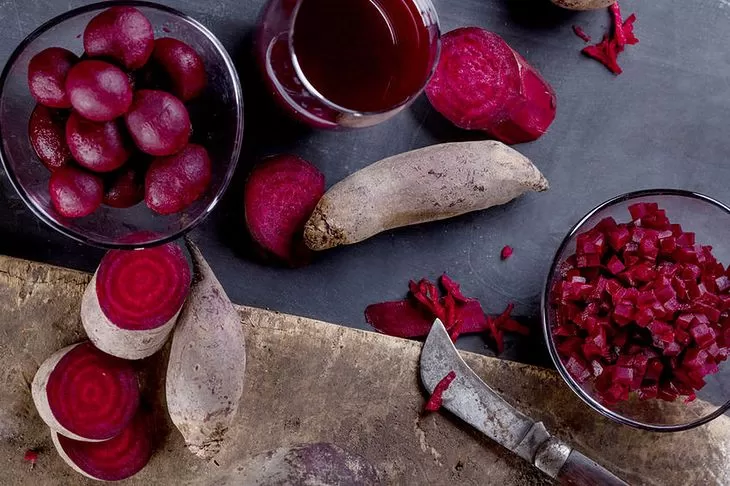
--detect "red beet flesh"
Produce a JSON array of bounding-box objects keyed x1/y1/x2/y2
[
  {"x1": 66, "y1": 112, "x2": 132, "y2": 173},
  {"x1": 96, "y1": 242, "x2": 191, "y2": 330},
  {"x1": 150, "y1": 38, "x2": 207, "y2": 101},
  {"x1": 65, "y1": 60, "x2": 133, "y2": 122},
  {"x1": 83, "y1": 7, "x2": 154, "y2": 70},
  {"x1": 551, "y1": 204, "x2": 730, "y2": 404},
  {"x1": 27, "y1": 47, "x2": 78, "y2": 108},
  {"x1": 46, "y1": 342, "x2": 139, "y2": 440},
  {"x1": 501, "y1": 245, "x2": 514, "y2": 260},
  {"x1": 49, "y1": 166, "x2": 104, "y2": 218},
  {"x1": 144, "y1": 144, "x2": 211, "y2": 215},
  {"x1": 425, "y1": 27, "x2": 556, "y2": 144},
  {"x1": 425, "y1": 370, "x2": 456, "y2": 412},
  {"x1": 124, "y1": 90, "x2": 191, "y2": 156},
  {"x1": 244, "y1": 155, "x2": 325, "y2": 265},
  {"x1": 56, "y1": 414, "x2": 151, "y2": 481},
  {"x1": 103, "y1": 164, "x2": 145, "y2": 208},
  {"x1": 579, "y1": 3, "x2": 639, "y2": 75},
  {"x1": 28, "y1": 105, "x2": 72, "y2": 171}
]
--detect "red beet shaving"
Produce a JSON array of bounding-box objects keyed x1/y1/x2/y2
[
  {"x1": 572, "y1": 25, "x2": 591, "y2": 43},
  {"x1": 501, "y1": 245, "x2": 514, "y2": 260},
  {"x1": 425, "y1": 370, "x2": 456, "y2": 412},
  {"x1": 24, "y1": 450, "x2": 38, "y2": 469},
  {"x1": 551, "y1": 203, "x2": 730, "y2": 405},
  {"x1": 577, "y1": 3, "x2": 638, "y2": 75}
]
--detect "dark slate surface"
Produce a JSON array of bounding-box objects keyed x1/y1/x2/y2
[{"x1": 1, "y1": 0, "x2": 728, "y2": 365}]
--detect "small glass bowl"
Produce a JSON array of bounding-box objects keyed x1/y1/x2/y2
[
  {"x1": 542, "y1": 189, "x2": 730, "y2": 431},
  {"x1": 0, "y1": 1, "x2": 243, "y2": 248}
]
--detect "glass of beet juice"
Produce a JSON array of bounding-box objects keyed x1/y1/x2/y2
[{"x1": 256, "y1": 0, "x2": 440, "y2": 129}]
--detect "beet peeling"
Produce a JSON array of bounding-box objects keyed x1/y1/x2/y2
[
  {"x1": 577, "y1": 2, "x2": 639, "y2": 75},
  {"x1": 551, "y1": 203, "x2": 730, "y2": 404},
  {"x1": 424, "y1": 371, "x2": 457, "y2": 412}
]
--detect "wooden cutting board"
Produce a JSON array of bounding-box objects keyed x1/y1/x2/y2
[{"x1": 0, "y1": 253, "x2": 728, "y2": 485}]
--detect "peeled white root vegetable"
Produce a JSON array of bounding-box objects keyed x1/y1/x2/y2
[{"x1": 551, "y1": 0, "x2": 614, "y2": 10}]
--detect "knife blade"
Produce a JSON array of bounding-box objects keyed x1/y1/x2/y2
[{"x1": 420, "y1": 319, "x2": 628, "y2": 486}]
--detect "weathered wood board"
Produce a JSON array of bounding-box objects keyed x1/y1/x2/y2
[{"x1": 0, "y1": 254, "x2": 728, "y2": 485}]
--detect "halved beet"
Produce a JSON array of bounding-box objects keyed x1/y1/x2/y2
[
  {"x1": 28, "y1": 105, "x2": 72, "y2": 171},
  {"x1": 49, "y1": 165, "x2": 103, "y2": 218},
  {"x1": 65, "y1": 60, "x2": 133, "y2": 121},
  {"x1": 144, "y1": 144, "x2": 211, "y2": 215},
  {"x1": 244, "y1": 155, "x2": 325, "y2": 265},
  {"x1": 52, "y1": 414, "x2": 152, "y2": 481},
  {"x1": 425, "y1": 27, "x2": 556, "y2": 144},
  {"x1": 124, "y1": 89, "x2": 191, "y2": 156},
  {"x1": 27, "y1": 47, "x2": 78, "y2": 108},
  {"x1": 83, "y1": 7, "x2": 154, "y2": 70},
  {"x1": 65, "y1": 111, "x2": 132, "y2": 173},
  {"x1": 31, "y1": 341, "x2": 139, "y2": 441},
  {"x1": 103, "y1": 163, "x2": 145, "y2": 208},
  {"x1": 150, "y1": 38, "x2": 207, "y2": 101}
]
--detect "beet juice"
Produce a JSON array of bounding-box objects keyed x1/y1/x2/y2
[{"x1": 256, "y1": 0, "x2": 439, "y2": 128}]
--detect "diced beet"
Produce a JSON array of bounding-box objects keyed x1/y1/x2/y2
[
  {"x1": 28, "y1": 47, "x2": 78, "y2": 108},
  {"x1": 103, "y1": 164, "x2": 144, "y2": 208},
  {"x1": 608, "y1": 225, "x2": 631, "y2": 251},
  {"x1": 65, "y1": 112, "x2": 131, "y2": 173},
  {"x1": 84, "y1": 7, "x2": 154, "y2": 70},
  {"x1": 28, "y1": 105, "x2": 72, "y2": 171},
  {"x1": 149, "y1": 38, "x2": 207, "y2": 101},
  {"x1": 677, "y1": 232, "x2": 696, "y2": 247},
  {"x1": 500, "y1": 245, "x2": 514, "y2": 260},
  {"x1": 606, "y1": 255, "x2": 625, "y2": 275},
  {"x1": 577, "y1": 230, "x2": 606, "y2": 256},
  {"x1": 66, "y1": 60, "x2": 133, "y2": 122},
  {"x1": 690, "y1": 324, "x2": 716, "y2": 349},
  {"x1": 613, "y1": 302, "x2": 634, "y2": 326},
  {"x1": 124, "y1": 90, "x2": 191, "y2": 156},
  {"x1": 565, "y1": 356, "x2": 591, "y2": 383},
  {"x1": 628, "y1": 202, "x2": 658, "y2": 221},
  {"x1": 145, "y1": 144, "x2": 211, "y2": 215},
  {"x1": 49, "y1": 165, "x2": 103, "y2": 218}
]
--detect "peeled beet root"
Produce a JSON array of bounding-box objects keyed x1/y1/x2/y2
[
  {"x1": 66, "y1": 60, "x2": 133, "y2": 122},
  {"x1": 27, "y1": 47, "x2": 78, "y2": 108},
  {"x1": 49, "y1": 165, "x2": 103, "y2": 218},
  {"x1": 83, "y1": 6, "x2": 154, "y2": 70},
  {"x1": 145, "y1": 144, "x2": 211, "y2": 215},
  {"x1": 103, "y1": 164, "x2": 145, "y2": 208},
  {"x1": 31, "y1": 341, "x2": 139, "y2": 441},
  {"x1": 244, "y1": 155, "x2": 325, "y2": 265},
  {"x1": 426, "y1": 28, "x2": 557, "y2": 144},
  {"x1": 150, "y1": 38, "x2": 207, "y2": 101},
  {"x1": 52, "y1": 414, "x2": 152, "y2": 481},
  {"x1": 28, "y1": 105, "x2": 72, "y2": 171},
  {"x1": 125, "y1": 89, "x2": 191, "y2": 156},
  {"x1": 66, "y1": 111, "x2": 132, "y2": 173},
  {"x1": 81, "y1": 242, "x2": 191, "y2": 359}
]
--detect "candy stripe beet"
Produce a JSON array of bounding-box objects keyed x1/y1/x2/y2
[
  {"x1": 52, "y1": 415, "x2": 152, "y2": 481},
  {"x1": 31, "y1": 342, "x2": 139, "y2": 441}
]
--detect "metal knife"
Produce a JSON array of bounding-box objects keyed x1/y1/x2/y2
[{"x1": 420, "y1": 319, "x2": 628, "y2": 486}]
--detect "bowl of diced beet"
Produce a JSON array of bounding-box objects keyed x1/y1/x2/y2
[
  {"x1": 0, "y1": 1, "x2": 243, "y2": 248},
  {"x1": 542, "y1": 190, "x2": 730, "y2": 431}
]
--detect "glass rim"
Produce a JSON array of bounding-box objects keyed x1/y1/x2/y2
[
  {"x1": 0, "y1": 0, "x2": 244, "y2": 249},
  {"x1": 286, "y1": 0, "x2": 441, "y2": 117},
  {"x1": 541, "y1": 188, "x2": 730, "y2": 432}
]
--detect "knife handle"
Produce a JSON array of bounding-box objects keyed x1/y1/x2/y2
[{"x1": 556, "y1": 449, "x2": 628, "y2": 486}]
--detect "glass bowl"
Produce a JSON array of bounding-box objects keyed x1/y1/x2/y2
[
  {"x1": 0, "y1": 1, "x2": 243, "y2": 248},
  {"x1": 542, "y1": 189, "x2": 730, "y2": 431}
]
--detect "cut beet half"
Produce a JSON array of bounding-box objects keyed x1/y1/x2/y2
[
  {"x1": 81, "y1": 243, "x2": 191, "y2": 360},
  {"x1": 31, "y1": 341, "x2": 139, "y2": 442},
  {"x1": 52, "y1": 414, "x2": 152, "y2": 481}
]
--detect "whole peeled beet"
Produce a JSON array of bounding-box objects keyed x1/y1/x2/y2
[
  {"x1": 66, "y1": 60, "x2": 133, "y2": 122},
  {"x1": 84, "y1": 7, "x2": 154, "y2": 70},
  {"x1": 125, "y1": 90, "x2": 191, "y2": 156},
  {"x1": 27, "y1": 47, "x2": 78, "y2": 108},
  {"x1": 145, "y1": 144, "x2": 211, "y2": 215},
  {"x1": 28, "y1": 105, "x2": 72, "y2": 171},
  {"x1": 150, "y1": 38, "x2": 207, "y2": 101},
  {"x1": 66, "y1": 112, "x2": 132, "y2": 173},
  {"x1": 103, "y1": 164, "x2": 145, "y2": 208},
  {"x1": 49, "y1": 165, "x2": 104, "y2": 218}
]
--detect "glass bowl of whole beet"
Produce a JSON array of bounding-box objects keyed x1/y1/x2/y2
[
  {"x1": 542, "y1": 189, "x2": 730, "y2": 431},
  {"x1": 0, "y1": 1, "x2": 243, "y2": 248}
]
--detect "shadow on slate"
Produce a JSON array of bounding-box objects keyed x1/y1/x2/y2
[
  {"x1": 502, "y1": 0, "x2": 579, "y2": 29},
  {"x1": 408, "y1": 95, "x2": 481, "y2": 144}
]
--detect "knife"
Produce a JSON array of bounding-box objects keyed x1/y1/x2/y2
[{"x1": 420, "y1": 319, "x2": 628, "y2": 486}]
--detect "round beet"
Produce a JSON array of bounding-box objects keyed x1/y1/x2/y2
[
  {"x1": 150, "y1": 38, "x2": 207, "y2": 101},
  {"x1": 124, "y1": 90, "x2": 191, "y2": 156},
  {"x1": 27, "y1": 47, "x2": 78, "y2": 108},
  {"x1": 103, "y1": 164, "x2": 145, "y2": 208},
  {"x1": 83, "y1": 6, "x2": 154, "y2": 70},
  {"x1": 28, "y1": 105, "x2": 72, "y2": 171},
  {"x1": 145, "y1": 144, "x2": 211, "y2": 215},
  {"x1": 49, "y1": 165, "x2": 103, "y2": 218},
  {"x1": 66, "y1": 60, "x2": 133, "y2": 122},
  {"x1": 66, "y1": 112, "x2": 132, "y2": 173}
]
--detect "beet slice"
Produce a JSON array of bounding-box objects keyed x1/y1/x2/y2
[
  {"x1": 83, "y1": 6, "x2": 154, "y2": 70},
  {"x1": 28, "y1": 105, "x2": 72, "y2": 171},
  {"x1": 124, "y1": 90, "x2": 191, "y2": 156},
  {"x1": 425, "y1": 27, "x2": 556, "y2": 144},
  {"x1": 49, "y1": 165, "x2": 103, "y2": 218},
  {"x1": 27, "y1": 47, "x2": 78, "y2": 108},
  {"x1": 65, "y1": 60, "x2": 133, "y2": 122},
  {"x1": 244, "y1": 155, "x2": 325, "y2": 265},
  {"x1": 65, "y1": 111, "x2": 132, "y2": 173},
  {"x1": 144, "y1": 144, "x2": 211, "y2": 215},
  {"x1": 52, "y1": 414, "x2": 151, "y2": 481},
  {"x1": 31, "y1": 341, "x2": 139, "y2": 441},
  {"x1": 103, "y1": 163, "x2": 145, "y2": 208},
  {"x1": 366, "y1": 299, "x2": 486, "y2": 339},
  {"x1": 150, "y1": 38, "x2": 207, "y2": 101}
]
